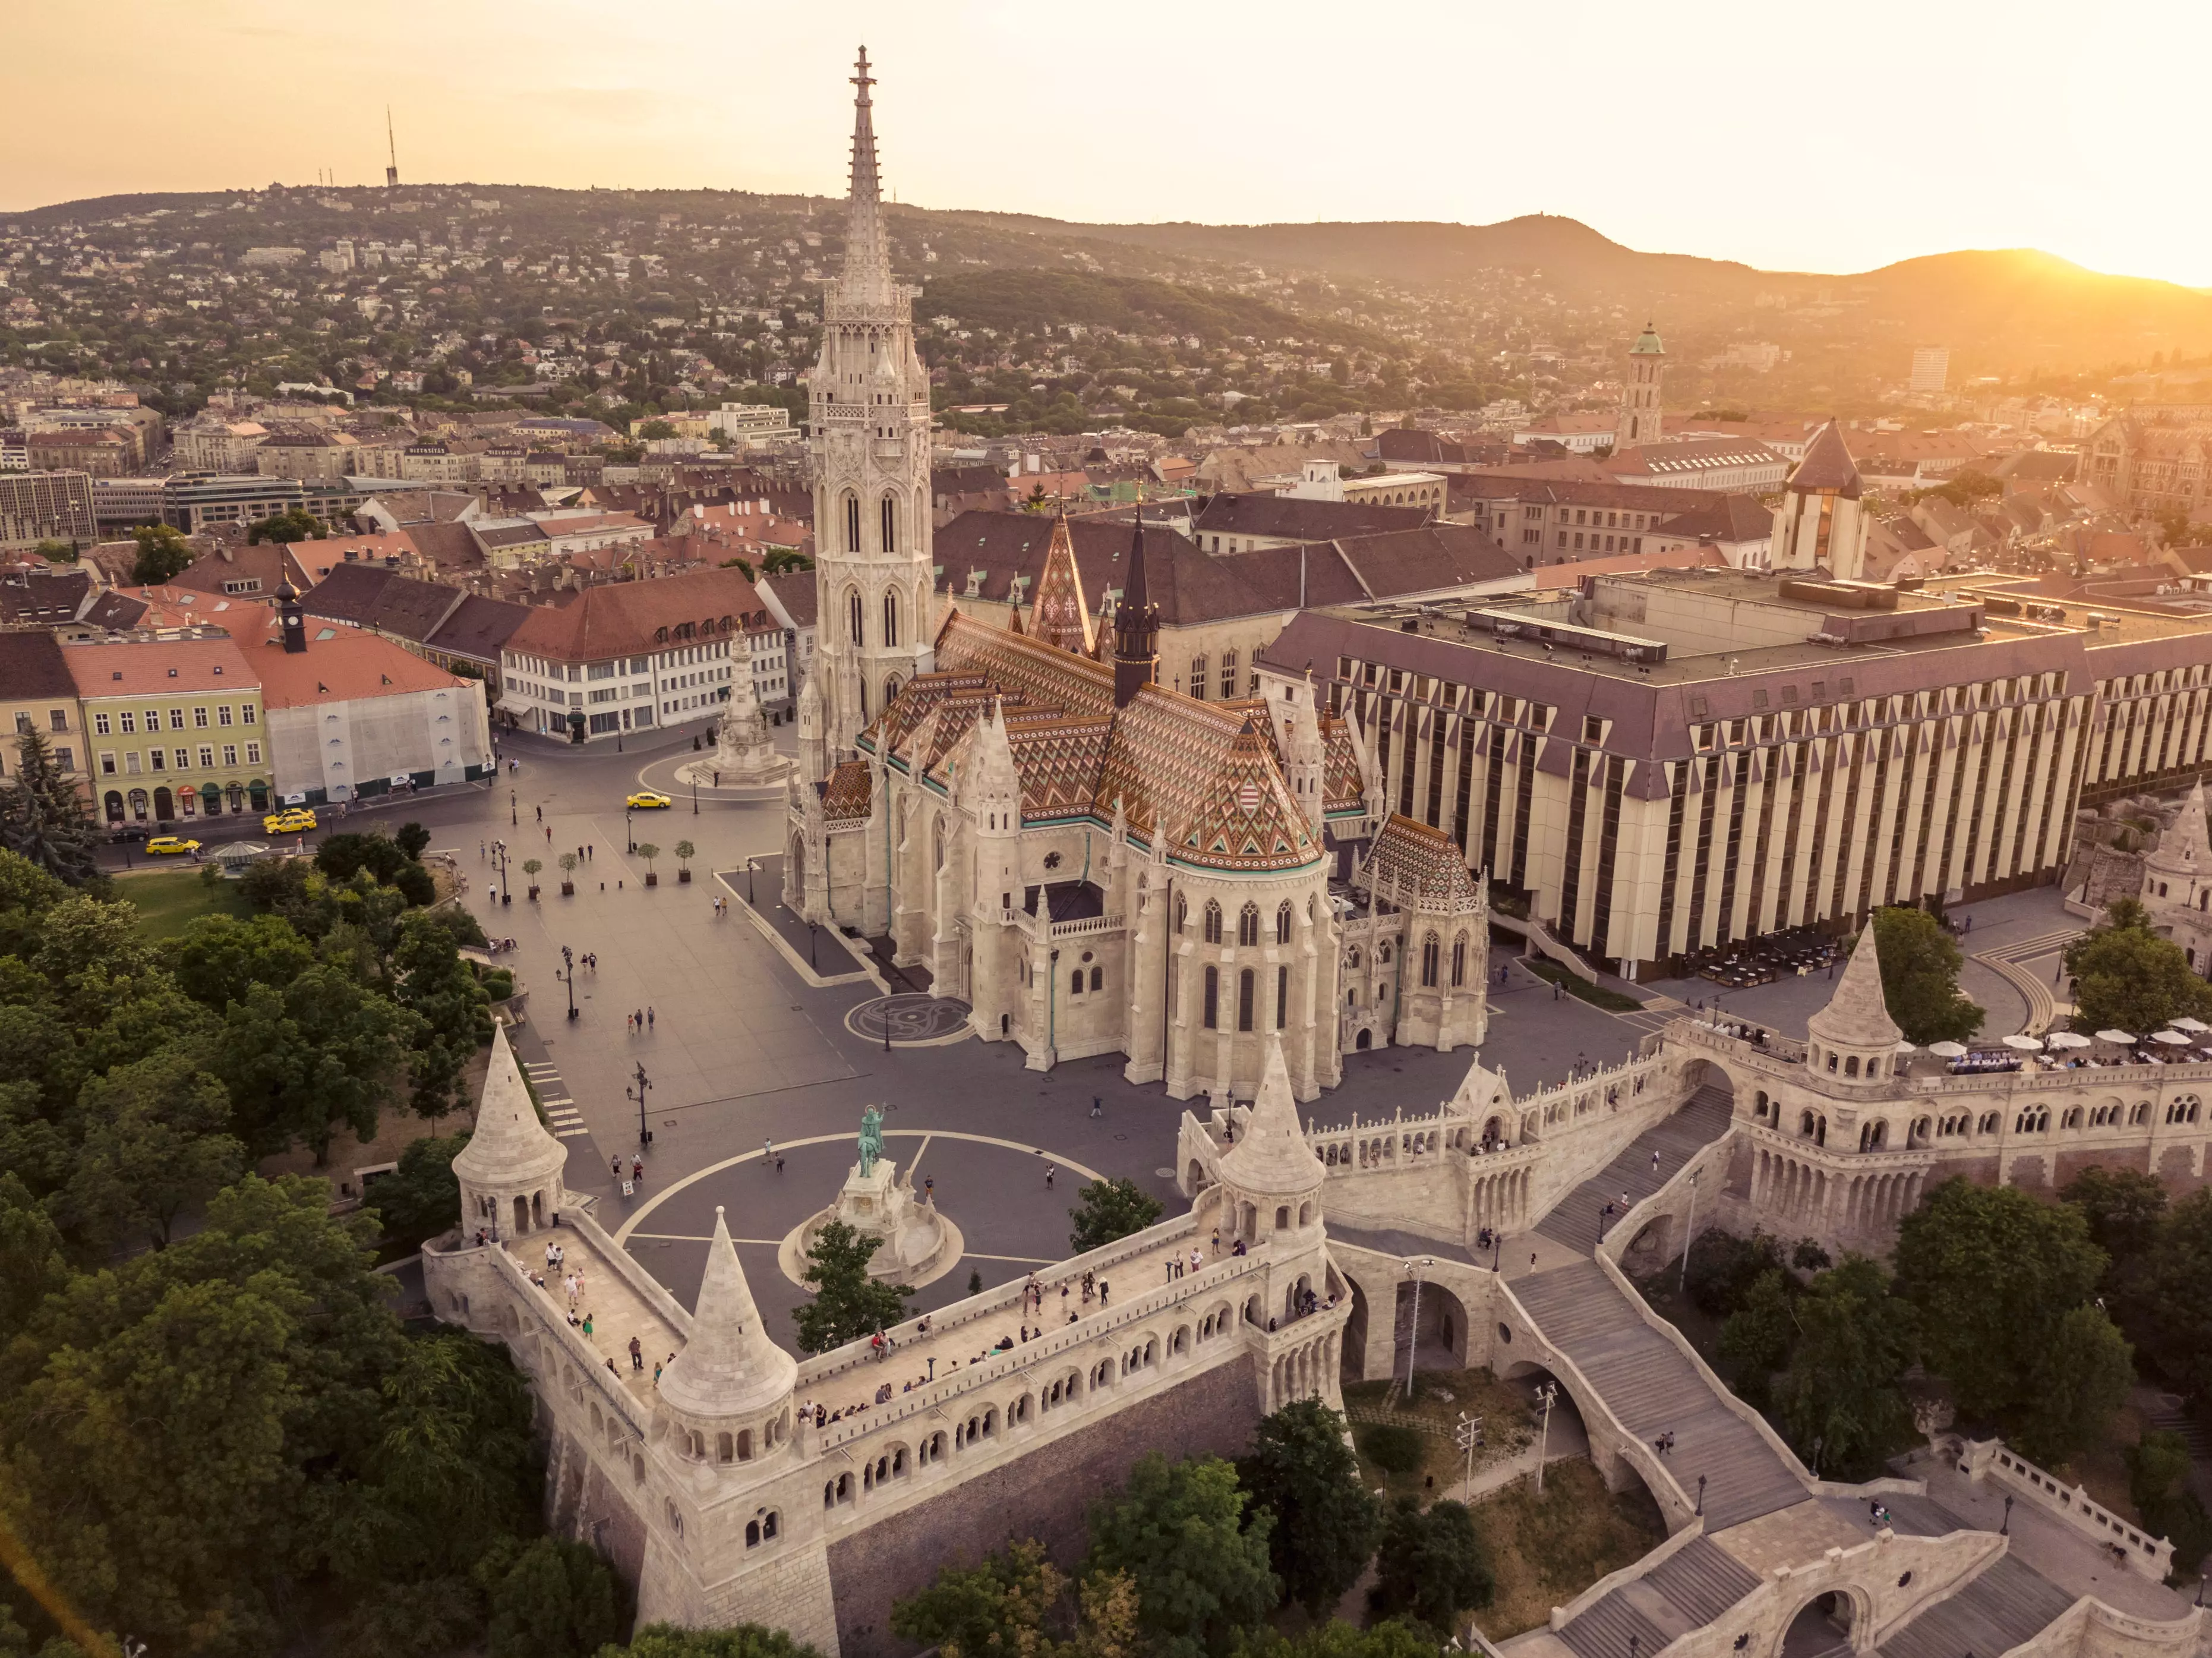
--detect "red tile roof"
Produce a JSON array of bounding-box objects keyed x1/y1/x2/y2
[
  {"x1": 64, "y1": 636, "x2": 259, "y2": 698},
  {"x1": 245, "y1": 616, "x2": 476, "y2": 710},
  {"x1": 506, "y1": 566, "x2": 769, "y2": 663}
]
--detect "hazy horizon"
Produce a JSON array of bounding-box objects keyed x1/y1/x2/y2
[{"x1": 8, "y1": 0, "x2": 2207, "y2": 288}]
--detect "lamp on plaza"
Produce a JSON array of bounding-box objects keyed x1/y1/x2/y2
[
  {"x1": 1533, "y1": 1380, "x2": 1560, "y2": 1493},
  {"x1": 807, "y1": 919, "x2": 819, "y2": 971},
  {"x1": 626, "y1": 805, "x2": 635, "y2": 854},
  {"x1": 560, "y1": 944, "x2": 578, "y2": 1022},
  {"x1": 746, "y1": 857, "x2": 757, "y2": 905},
  {"x1": 625, "y1": 1060, "x2": 652, "y2": 1150},
  {"x1": 1695, "y1": 1474, "x2": 1706, "y2": 1517},
  {"x1": 510, "y1": 787, "x2": 517, "y2": 827}
]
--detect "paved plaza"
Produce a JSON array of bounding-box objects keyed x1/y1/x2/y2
[{"x1": 159, "y1": 713, "x2": 2093, "y2": 1345}]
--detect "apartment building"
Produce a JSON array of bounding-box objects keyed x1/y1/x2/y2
[{"x1": 67, "y1": 636, "x2": 269, "y2": 826}]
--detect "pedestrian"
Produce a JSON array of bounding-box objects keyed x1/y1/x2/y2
[
  {"x1": 648, "y1": 1006, "x2": 655, "y2": 1030},
  {"x1": 653, "y1": 1359, "x2": 663, "y2": 1383},
  {"x1": 1651, "y1": 1149, "x2": 1661, "y2": 1173},
  {"x1": 611, "y1": 1155, "x2": 623, "y2": 1177},
  {"x1": 1090, "y1": 1095, "x2": 1103, "y2": 1118},
  {"x1": 1099, "y1": 1279, "x2": 1108, "y2": 1307},
  {"x1": 600, "y1": 881, "x2": 605, "y2": 891},
  {"x1": 629, "y1": 1335, "x2": 643, "y2": 1371},
  {"x1": 545, "y1": 825, "x2": 553, "y2": 843},
  {"x1": 582, "y1": 1312, "x2": 594, "y2": 1337},
  {"x1": 1620, "y1": 1190, "x2": 1630, "y2": 1210},
  {"x1": 480, "y1": 840, "x2": 487, "y2": 860},
  {"x1": 587, "y1": 843, "x2": 594, "y2": 860},
  {"x1": 632, "y1": 1156, "x2": 644, "y2": 1183},
  {"x1": 626, "y1": 1013, "x2": 635, "y2": 1034},
  {"x1": 535, "y1": 805, "x2": 542, "y2": 822},
  {"x1": 636, "y1": 1008, "x2": 644, "y2": 1031},
  {"x1": 775, "y1": 1155, "x2": 785, "y2": 1174},
  {"x1": 1044, "y1": 1163, "x2": 1055, "y2": 1190},
  {"x1": 765, "y1": 1137, "x2": 774, "y2": 1163},
  {"x1": 1189, "y1": 1247, "x2": 1202, "y2": 1275}
]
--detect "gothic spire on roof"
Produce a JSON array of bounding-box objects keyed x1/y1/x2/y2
[
  {"x1": 835, "y1": 46, "x2": 896, "y2": 310},
  {"x1": 1028, "y1": 510, "x2": 1096, "y2": 658},
  {"x1": 1219, "y1": 1032, "x2": 1325, "y2": 1198},
  {"x1": 452, "y1": 1022, "x2": 566, "y2": 1190},
  {"x1": 1112, "y1": 509, "x2": 1158, "y2": 710},
  {"x1": 658, "y1": 1206, "x2": 797, "y2": 1421},
  {"x1": 1806, "y1": 927, "x2": 1901, "y2": 1054}
]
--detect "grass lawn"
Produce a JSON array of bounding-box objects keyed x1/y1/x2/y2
[
  {"x1": 1469, "y1": 1458, "x2": 1668, "y2": 1640},
  {"x1": 1345, "y1": 1367, "x2": 1536, "y2": 1501},
  {"x1": 1522, "y1": 957, "x2": 1643, "y2": 1012},
  {"x1": 119, "y1": 866, "x2": 255, "y2": 940}
]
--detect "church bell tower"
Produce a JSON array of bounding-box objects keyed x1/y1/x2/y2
[
  {"x1": 810, "y1": 48, "x2": 934, "y2": 753},
  {"x1": 1621, "y1": 322, "x2": 1665, "y2": 448}
]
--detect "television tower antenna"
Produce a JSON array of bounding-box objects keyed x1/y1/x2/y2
[{"x1": 384, "y1": 108, "x2": 399, "y2": 190}]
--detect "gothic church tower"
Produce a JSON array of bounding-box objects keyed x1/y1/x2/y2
[
  {"x1": 1621, "y1": 322, "x2": 1665, "y2": 447},
  {"x1": 811, "y1": 48, "x2": 934, "y2": 754}
]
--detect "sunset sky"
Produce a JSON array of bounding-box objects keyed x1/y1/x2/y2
[{"x1": 9, "y1": 0, "x2": 2205, "y2": 286}]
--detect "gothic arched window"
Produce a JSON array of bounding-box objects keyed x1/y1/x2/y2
[
  {"x1": 1203, "y1": 901, "x2": 1223, "y2": 944},
  {"x1": 1203, "y1": 965, "x2": 1219, "y2": 1029},
  {"x1": 842, "y1": 491, "x2": 861, "y2": 554},
  {"x1": 847, "y1": 588, "x2": 864, "y2": 647},
  {"x1": 881, "y1": 493, "x2": 898, "y2": 555},
  {"x1": 1451, "y1": 932, "x2": 1467, "y2": 987},
  {"x1": 1220, "y1": 649, "x2": 1238, "y2": 700},
  {"x1": 1237, "y1": 969, "x2": 1255, "y2": 1032},
  {"x1": 1421, "y1": 932, "x2": 1440, "y2": 988},
  {"x1": 1276, "y1": 902, "x2": 1293, "y2": 944},
  {"x1": 1238, "y1": 904, "x2": 1260, "y2": 947},
  {"x1": 882, "y1": 589, "x2": 900, "y2": 648},
  {"x1": 1175, "y1": 897, "x2": 1188, "y2": 934},
  {"x1": 1189, "y1": 657, "x2": 1207, "y2": 700}
]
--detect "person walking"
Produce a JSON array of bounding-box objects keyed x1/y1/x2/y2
[
  {"x1": 1044, "y1": 1163, "x2": 1056, "y2": 1190},
  {"x1": 1651, "y1": 1149, "x2": 1661, "y2": 1174},
  {"x1": 535, "y1": 805, "x2": 542, "y2": 822},
  {"x1": 1090, "y1": 1096, "x2": 1103, "y2": 1118},
  {"x1": 764, "y1": 1137, "x2": 775, "y2": 1165},
  {"x1": 635, "y1": 1007, "x2": 645, "y2": 1032},
  {"x1": 647, "y1": 1006, "x2": 655, "y2": 1030},
  {"x1": 629, "y1": 1335, "x2": 644, "y2": 1372},
  {"x1": 631, "y1": 1156, "x2": 644, "y2": 1183}
]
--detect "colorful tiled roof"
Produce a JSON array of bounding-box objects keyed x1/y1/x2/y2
[
  {"x1": 822, "y1": 759, "x2": 873, "y2": 821},
  {"x1": 1356, "y1": 814, "x2": 1486, "y2": 911},
  {"x1": 1025, "y1": 514, "x2": 1096, "y2": 657},
  {"x1": 856, "y1": 610, "x2": 1323, "y2": 872}
]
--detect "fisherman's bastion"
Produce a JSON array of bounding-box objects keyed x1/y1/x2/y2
[{"x1": 417, "y1": 46, "x2": 2212, "y2": 1658}]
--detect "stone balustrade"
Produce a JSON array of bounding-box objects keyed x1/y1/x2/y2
[{"x1": 1963, "y1": 1439, "x2": 2175, "y2": 1579}]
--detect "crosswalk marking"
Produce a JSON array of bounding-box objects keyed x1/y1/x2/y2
[{"x1": 538, "y1": 1095, "x2": 575, "y2": 1107}]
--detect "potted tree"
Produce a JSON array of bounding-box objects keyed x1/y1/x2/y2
[
  {"x1": 558, "y1": 851, "x2": 578, "y2": 896},
  {"x1": 674, "y1": 840, "x2": 695, "y2": 884},
  {"x1": 522, "y1": 858, "x2": 542, "y2": 900},
  {"x1": 637, "y1": 842, "x2": 660, "y2": 887}
]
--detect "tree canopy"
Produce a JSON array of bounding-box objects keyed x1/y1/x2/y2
[
  {"x1": 1865, "y1": 907, "x2": 1983, "y2": 1045},
  {"x1": 1368, "y1": 1498, "x2": 1491, "y2": 1635},
  {"x1": 1068, "y1": 1176, "x2": 1165, "y2": 1254},
  {"x1": 130, "y1": 521, "x2": 194, "y2": 584},
  {"x1": 791, "y1": 1219, "x2": 912, "y2": 1353},
  {"x1": 0, "y1": 730, "x2": 102, "y2": 888},
  {"x1": 1238, "y1": 1399, "x2": 1383, "y2": 1615},
  {"x1": 1083, "y1": 1454, "x2": 1276, "y2": 1658},
  {"x1": 2065, "y1": 897, "x2": 2212, "y2": 1036}
]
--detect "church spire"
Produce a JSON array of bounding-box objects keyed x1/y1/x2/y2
[
  {"x1": 838, "y1": 46, "x2": 895, "y2": 308},
  {"x1": 1112, "y1": 509, "x2": 1159, "y2": 708},
  {"x1": 1029, "y1": 509, "x2": 1096, "y2": 657}
]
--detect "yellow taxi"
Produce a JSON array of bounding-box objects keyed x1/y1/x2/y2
[
  {"x1": 626, "y1": 790, "x2": 673, "y2": 810},
  {"x1": 146, "y1": 834, "x2": 201, "y2": 856},
  {"x1": 263, "y1": 807, "x2": 318, "y2": 834}
]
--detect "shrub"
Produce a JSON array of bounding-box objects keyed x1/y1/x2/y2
[{"x1": 1358, "y1": 1424, "x2": 1423, "y2": 1475}]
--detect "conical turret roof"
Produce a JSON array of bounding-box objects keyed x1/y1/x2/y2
[
  {"x1": 1630, "y1": 321, "x2": 1665, "y2": 357},
  {"x1": 1219, "y1": 1032, "x2": 1325, "y2": 1199},
  {"x1": 2148, "y1": 782, "x2": 2210, "y2": 873},
  {"x1": 453, "y1": 1022, "x2": 567, "y2": 1188},
  {"x1": 1806, "y1": 928, "x2": 1901, "y2": 1054},
  {"x1": 659, "y1": 1206, "x2": 799, "y2": 1421}
]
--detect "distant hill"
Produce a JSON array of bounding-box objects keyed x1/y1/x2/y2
[
  {"x1": 949, "y1": 212, "x2": 2212, "y2": 369},
  {"x1": 914, "y1": 269, "x2": 1387, "y2": 349}
]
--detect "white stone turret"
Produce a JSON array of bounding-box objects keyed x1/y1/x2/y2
[
  {"x1": 797, "y1": 662, "x2": 827, "y2": 785},
  {"x1": 1218, "y1": 1032, "x2": 1327, "y2": 1244},
  {"x1": 1806, "y1": 928, "x2": 1904, "y2": 1086},
  {"x1": 660, "y1": 1206, "x2": 798, "y2": 1466},
  {"x1": 453, "y1": 1022, "x2": 567, "y2": 1237},
  {"x1": 1279, "y1": 671, "x2": 1326, "y2": 835}
]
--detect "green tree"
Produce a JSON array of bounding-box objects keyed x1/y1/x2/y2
[
  {"x1": 1894, "y1": 1178, "x2": 2129, "y2": 1461},
  {"x1": 1716, "y1": 1268, "x2": 1796, "y2": 1407},
  {"x1": 1683, "y1": 1227, "x2": 1785, "y2": 1317},
  {"x1": 1771, "y1": 1256, "x2": 1918, "y2": 1479},
  {"x1": 1083, "y1": 1454, "x2": 1277, "y2": 1658},
  {"x1": 1242, "y1": 1621, "x2": 1443, "y2": 1658},
  {"x1": 614, "y1": 1625, "x2": 831, "y2": 1658},
  {"x1": 761, "y1": 549, "x2": 812, "y2": 575},
  {"x1": 636, "y1": 841, "x2": 660, "y2": 878},
  {"x1": 0, "y1": 1170, "x2": 70, "y2": 1331},
  {"x1": 1368, "y1": 1498, "x2": 1491, "y2": 1635},
  {"x1": 63, "y1": 1047, "x2": 243, "y2": 1250},
  {"x1": 2137, "y1": 1189, "x2": 2212, "y2": 1397},
  {"x1": 891, "y1": 1537, "x2": 1065, "y2": 1658},
  {"x1": 475, "y1": 1536, "x2": 625, "y2": 1658},
  {"x1": 130, "y1": 521, "x2": 194, "y2": 583},
  {"x1": 1068, "y1": 1176, "x2": 1165, "y2": 1253},
  {"x1": 1865, "y1": 907, "x2": 1983, "y2": 1045},
  {"x1": 2066, "y1": 898, "x2": 2212, "y2": 1036},
  {"x1": 0, "y1": 730, "x2": 102, "y2": 888},
  {"x1": 637, "y1": 419, "x2": 677, "y2": 440},
  {"x1": 392, "y1": 911, "x2": 490, "y2": 1123},
  {"x1": 215, "y1": 962, "x2": 421, "y2": 1158},
  {"x1": 791, "y1": 1218, "x2": 912, "y2": 1353},
  {"x1": 244, "y1": 506, "x2": 328, "y2": 544},
  {"x1": 30, "y1": 538, "x2": 77, "y2": 563},
  {"x1": 2126, "y1": 1429, "x2": 2212, "y2": 1574},
  {"x1": 368, "y1": 1132, "x2": 471, "y2": 1246},
  {"x1": 169, "y1": 911, "x2": 317, "y2": 1011},
  {"x1": 317, "y1": 831, "x2": 408, "y2": 885},
  {"x1": 395, "y1": 821, "x2": 432, "y2": 860},
  {"x1": 673, "y1": 840, "x2": 695, "y2": 875},
  {"x1": 1238, "y1": 1399, "x2": 1382, "y2": 1615}
]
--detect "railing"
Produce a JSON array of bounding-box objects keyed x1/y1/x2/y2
[
  {"x1": 996, "y1": 907, "x2": 1127, "y2": 941},
  {"x1": 1671, "y1": 1016, "x2": 1808, "y2": 1065},
  {"x1": 475, "y1": 1239, "x2": 655, "y2": 1442},
  {"x1": 797, "y1": 1211, "x2": 1204, "y2": 1390},
  {"x1": 1962, "y1": 1439, "x2": 2175, "y2": 1578},
  {"x1": 811, "y1": 1247, "x2": 1274, "y2": 1454}
]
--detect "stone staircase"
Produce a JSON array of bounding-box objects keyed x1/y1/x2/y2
[
  {"x1": 1555, "y1": 1536, "x2": 1762, "y2": 1658},
  {"x1": 1533, "y1": 1085, "x2": 1735, "y2": 1252},
  {"x1": 1514, "y1": 1259, "x2": 1810, "y2": 1532},
  {"x1": 1873, "y1": 1553, "x2": 2078, "y2": 1658}
]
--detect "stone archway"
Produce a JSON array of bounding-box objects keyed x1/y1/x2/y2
[
  {"x1": 1394, "y1": 1278, "x2": 1470, "y2": 1373},
  {"x1": 1777, "y1": 1588, "x2": 1863, "y2": 1658}
]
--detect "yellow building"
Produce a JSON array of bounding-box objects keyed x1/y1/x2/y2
[{"x1": 65, "y1": 636, "x2": 270, "y2": 828}]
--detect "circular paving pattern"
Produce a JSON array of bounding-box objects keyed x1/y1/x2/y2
[{"x1": 846, "y1": 993, "x2": 974, "y2": 1044}]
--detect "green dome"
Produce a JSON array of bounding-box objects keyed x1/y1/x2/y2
[{"x1": 1630, "y1": 322, "x2": 1665, "y2": 356}]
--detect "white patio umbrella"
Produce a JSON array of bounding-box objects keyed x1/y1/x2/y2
[
  {"x1": 2044, "y1": 1031, "x2": 2093, "y2": 1049},
  {"x1": 1894, "y1": 1040, "x2": 1919, "y2": 1054},
  {"x1": 2097, "y1": 1029, "x2": 2138, "y2": 1045},
  {"x1": 2003, "y1": 1034, "x2": 2044, "y2": 1051},
  {"x1": 2151, "y1": 1029, "x2": 2192, "y2": 1046},
  {"x1": 2173, "y1": 1017, "x2": 2211, "y2": 1033},
  {"x1": 1928, "y1": 1041, "x2": 1970, "y2": 1058}
]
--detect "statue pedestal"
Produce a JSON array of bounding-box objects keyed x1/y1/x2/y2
[
  {"x1": 780, "y1": 1156, "x2": 963, "y2": 1290},
  {"x1": 677, "y1": 688, "x2": 794, "y2": 799}
]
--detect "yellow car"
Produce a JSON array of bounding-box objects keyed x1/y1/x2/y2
[
  {"x1": 263, "y1": 808, "x2": 317, "y2": 834},
  {"x1": 626, "y1": 790, "x2": 673, "y2": 810},
  {"x1": 146, "y1": 834, "x2": 201, "y2": 856}
]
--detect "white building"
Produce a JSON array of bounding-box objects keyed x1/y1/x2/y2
[{"x1": 1911, "y1": 346, "x2": 1951, "y2": 395}]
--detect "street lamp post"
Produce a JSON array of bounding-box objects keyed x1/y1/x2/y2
[
  {"x1": 1454, "y1": 1411, "x2": 1482, "y2": 1501},
  {"x1": 626, "y1": 806, "x2": 635, "y2": 854},
  {"x1": 1678, "y1": 1167, "x2": 1700, "y2": 1294},
  {"x1": 746, "y1": 858, "x2": 756, "y2": 905},
  {"x1": 560, "y1": 944, "x2": 577, "y2": 1022},
  {"x1": 807, "y1": 920, "x2": 818, "y2": 971},
  {"x1": 692, "y1": 774, "x2": 699, "y2": 815},
  {"x1": 510, "y1": 788, "x2": 517, "y2": 827},
  {"x1": 1534, "y1": 1380, "x2": 1559, "y2": 1493},
  {"x1": 1403, "y1": 1255, "x2": 1435, "y2": 1399},
  {"x1": 626, "y1": 1061, "x2": 653, "y2": 1150},
  {"x1": 1695, "y1": 1474, "x2": 1706, "y2": 1517}
]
